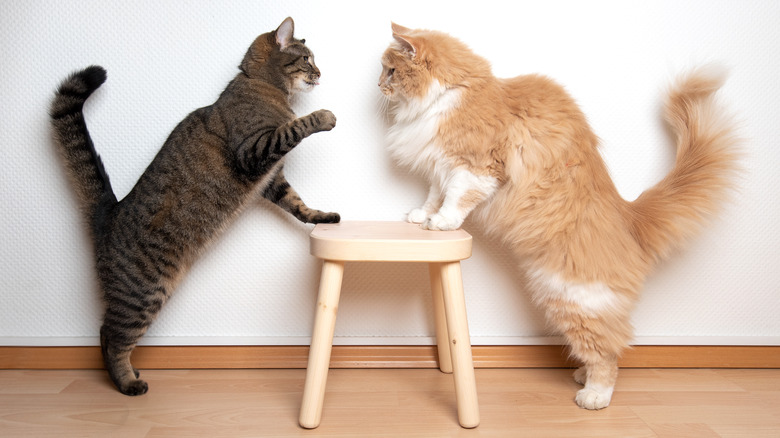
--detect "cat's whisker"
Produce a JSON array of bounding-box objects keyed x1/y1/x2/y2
[{"x1": 375, "y1": 94, "x2": 392, "y2": 122}]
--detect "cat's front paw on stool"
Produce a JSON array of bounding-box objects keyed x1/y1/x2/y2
[
  {"x1": 423, "y1": 213, "x2": 462, "y2": 231},
  {"x1": 311, "y1": 211, "x2": 340, "y2": 224},
  {"x1": 407, "y1": 208, "x2": 429, "y2": 224}
]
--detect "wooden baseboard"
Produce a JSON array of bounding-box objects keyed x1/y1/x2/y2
[{"x1": 1, "y1": 345, "x2": 778, "y2": 369}]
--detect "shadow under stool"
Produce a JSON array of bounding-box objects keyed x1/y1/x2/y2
[{"x1": 298, "y1": 221, "x2": 480, "y2": 429}]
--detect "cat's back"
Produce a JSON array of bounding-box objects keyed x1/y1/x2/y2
[
  {"x1": 128, "y1": 74, "x2": 293, "y2": 200},
  {"x1": 111, "y1": 105, "x2": 246, "y2": 236},
  {"x1": 105, "y1": 75, "x2": 290, "y2": 254},
  {"x1": 499, "y1": 74, "x2": 584, "y2": 119},
  {"x1": 497, "y1": 74, "x2": 596, "y2": 151}
]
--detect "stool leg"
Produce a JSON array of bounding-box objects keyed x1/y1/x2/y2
[
  {"x1": 299, "y1": 260, "x2": 345, "y2": 429},
  {"x1": 428, "y1": 263, "x2": 453, "y2": 374},
  {"x1": 438, "y1": 261, "x2": 480, "y2": 428}
]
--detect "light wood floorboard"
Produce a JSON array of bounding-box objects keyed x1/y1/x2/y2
[
  {"x1": 3, "y1": 345, "x2": 779, "y2": 369},
  {"x1": 1, "y1": 368, "x2": 779, "y2": 437}
]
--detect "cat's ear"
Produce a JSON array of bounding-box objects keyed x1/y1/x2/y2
[
  {"x1": 391, "y1": 23, "x2": 417, "y2": 57},
  {"x1": 276, "y1": 17, "x2": 294, "y2": 49},
  {"x1": 393, "y1": 34, "x2": 416, "y2": 57},
  {"x1": 391, "y1": 22, "x2": 413, "y2": 35}
]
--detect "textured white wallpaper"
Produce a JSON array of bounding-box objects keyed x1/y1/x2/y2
[{"x1": 1, "y1": 0, "x2": 778, "y2": 346}]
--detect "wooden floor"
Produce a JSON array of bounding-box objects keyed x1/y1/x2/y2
[{"x1": 1, "y1": 368, "x2": 779, "y2": 437}]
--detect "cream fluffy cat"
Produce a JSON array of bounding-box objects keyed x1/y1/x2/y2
[{"x1": 379, "y1": 23, "x2": 739, "y2": 409}]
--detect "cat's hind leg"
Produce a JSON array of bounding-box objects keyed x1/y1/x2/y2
[
  {"x1": 100, "y1": 323, "x2": 148, "y2": 396},
  {"x1": 532, "y1": 274, "x2": 633, "y2": 409},
  {"x1": 562, "y1": 309, "x2": 630, "y2": 409},
  {"x1": 573, "y1": 366, "x2": 587, "y2": 385},
  {"x1": 573, "y1": 355, "x2": 619, "y2": 410},
  {"x1": 99, "y1": 284, "x2": 167, "y2": 396}
]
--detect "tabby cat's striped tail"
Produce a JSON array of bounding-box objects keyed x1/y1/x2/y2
[{"x1": 50, "y1": 66, "x2": 117, "y2": 232}]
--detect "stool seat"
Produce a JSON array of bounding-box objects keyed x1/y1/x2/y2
[
  {"x1": 310, "y1": 221, "x2": 473, "y2": 261},
  {"x1": 299, "y1": 221, "x2": 480, "y2": 429}
]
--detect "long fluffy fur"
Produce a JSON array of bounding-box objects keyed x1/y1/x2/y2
[{"x1": 380, "y1": 25, "x2": 739, "y2": 409}]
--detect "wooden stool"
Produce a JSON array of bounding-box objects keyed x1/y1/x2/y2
[{"x1": 299, "y1": 221, "x2": 480, "y2": 429}]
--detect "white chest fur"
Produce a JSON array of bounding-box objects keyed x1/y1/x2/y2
[{"x1": 386, "y1": 80, "x2": 461, "y2": 176}]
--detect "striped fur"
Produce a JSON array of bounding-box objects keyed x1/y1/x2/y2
[
  {"x1": 380, "y1": 24, "x2": 739, "y2": 409},
  {"x1": 50, "y1": 17, "x2": 339, "y2": 396}
]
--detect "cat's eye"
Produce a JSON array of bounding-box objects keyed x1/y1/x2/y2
[
  {"x1": 303, "y1": 56, "x2": 310, "y2": 64},
  {"x1": 388, "y1": 68, "x2": 395, "y2": 76}
]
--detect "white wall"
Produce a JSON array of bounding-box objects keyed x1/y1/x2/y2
[{"x1": 1, "y1": 0, "x2": 778, "y2": 347}]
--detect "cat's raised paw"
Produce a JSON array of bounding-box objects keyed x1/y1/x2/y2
[
  {"x1": 312, "y1": 109, "x2": 336, "y2": 131},
  {"x1": 575, "y1": 386, "x2": 613, "y2": 410}
]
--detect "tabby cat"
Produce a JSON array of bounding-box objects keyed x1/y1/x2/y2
[
  {"x1": 379, "y1": 24, "x2": 738, "y2": 409},
  {"x1": 50, "y1": 17, "x2": 339, "y2": 396}
]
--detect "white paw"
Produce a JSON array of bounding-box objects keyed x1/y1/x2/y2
[
  {"x1": 407, "y1": 208, "x2": 428, "y2": 224},
  {"x1": 575, "y1": 386, "x2": 613, "y2": 410},
  {"x1": 573, "y1": 367, "x2": 587, "y2": 385},
  {"x1": 423, "y1": 213, "x2": 462, "y2": 231}
]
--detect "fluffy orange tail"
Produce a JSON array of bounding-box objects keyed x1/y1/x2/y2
[{"x1": 629, "y1": 66, "x2": 740, "y2": 263}]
